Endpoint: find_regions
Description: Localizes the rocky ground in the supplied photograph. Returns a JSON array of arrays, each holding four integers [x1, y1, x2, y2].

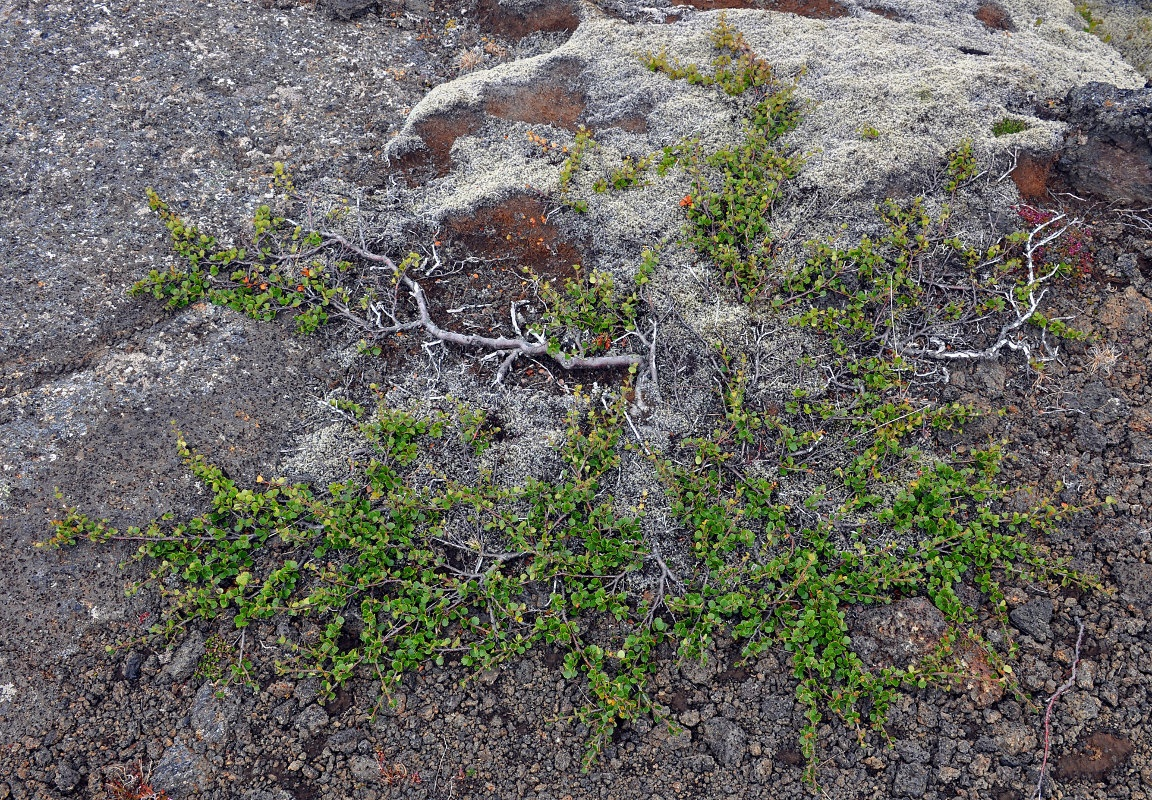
[[1, 0, 1151, 798]]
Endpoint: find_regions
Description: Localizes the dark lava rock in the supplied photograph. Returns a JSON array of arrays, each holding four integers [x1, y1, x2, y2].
[[684, 753, 716, 773], [893, 762, 929, 797], [1009, 597, 1053, 642], [121, 651, 145, 681], [700, 717, 747, 768], [895, 740, 931, 764], [53, 762, 81, 794], [1113, 562, 1152, 610], [295, 704, 330, 738], [319, 0, 377, 19], [293, 677, 321, 705], [325, 728, 363, 754], [1059, 83, 1152, 204], [1056, 732, 1135, 781], [160, 631, 205, 685]]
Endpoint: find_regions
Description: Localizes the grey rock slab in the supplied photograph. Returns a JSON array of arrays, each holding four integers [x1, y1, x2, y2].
[[679, 657, 716, 687], [1114, 562, 1152, 610], [701, 717, 747, 768], [896, 740, 931, 764], [293, 677, 321, 705], [325, 727, 363, 754], [190, 681, 239, 744], [685, 753, 716, 773], [849, 596, 948, 670], [151, 741, 214, 799], [241, 791, 294, 800], [350, 755, 380, 784], [1009, 597, 1053, 642]]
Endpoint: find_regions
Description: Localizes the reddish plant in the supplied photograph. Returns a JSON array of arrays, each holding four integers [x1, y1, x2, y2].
[[376, 751, 422, 787], [106, 764, 169, 800]]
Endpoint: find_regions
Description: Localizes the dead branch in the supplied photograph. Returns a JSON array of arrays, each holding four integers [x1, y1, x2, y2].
[[895, 214, 1077, 365], [1035, 617, 1084, 800], [315, 230, 646, 379]]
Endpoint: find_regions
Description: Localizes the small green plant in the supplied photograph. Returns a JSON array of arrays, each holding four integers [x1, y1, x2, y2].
[[859, 125, 881, 140], [194, 634, 235, 682], [944, 138, 979, 192], [61, 16, 1103, 790], [593, 154, 656, 193], [645, 15, 804, 301], [1076, 2, 1110, 40], [529, 255, 653, 358], [992, 118, 1030, 137], [558, 126, 597, 212], [456, 402, 500, 456]]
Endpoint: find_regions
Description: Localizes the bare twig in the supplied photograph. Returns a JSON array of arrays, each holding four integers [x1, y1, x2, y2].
[[896, 214, 1077, 365], [1035, 617, 1084, 800], [308, 230, 646, 375]]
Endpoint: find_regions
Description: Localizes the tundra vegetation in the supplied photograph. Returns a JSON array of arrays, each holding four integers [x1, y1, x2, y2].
[[44, 18, 1103, 782]]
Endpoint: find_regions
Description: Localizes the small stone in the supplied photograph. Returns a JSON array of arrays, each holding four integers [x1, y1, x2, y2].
[[325, 728, 362, 754], [685, 753, 716, 773], [1075, 660, 1096, 691], [53, 763, 81, 794], [679, 709, 700, 727], [122, 651, 145, 681], [271, 700, 296, 727], [664, 728, 692, 751], [752, 757, 773, 782], [895, 740, 930, 764], [190, 682, 238, 744], [700, 717, 747, 768], [679, 657, 715, 686], [760, 695, 793, 722], [1068, 693, 1100, 722], [554, 750, 571, 772], [349, 755, 379, 784], [997, 724, 1036, 756], [267, 681, 295, 699], [1009, 598, 1052, 642], [293, 678, 321, 705], [161, 632, 206, 684]]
